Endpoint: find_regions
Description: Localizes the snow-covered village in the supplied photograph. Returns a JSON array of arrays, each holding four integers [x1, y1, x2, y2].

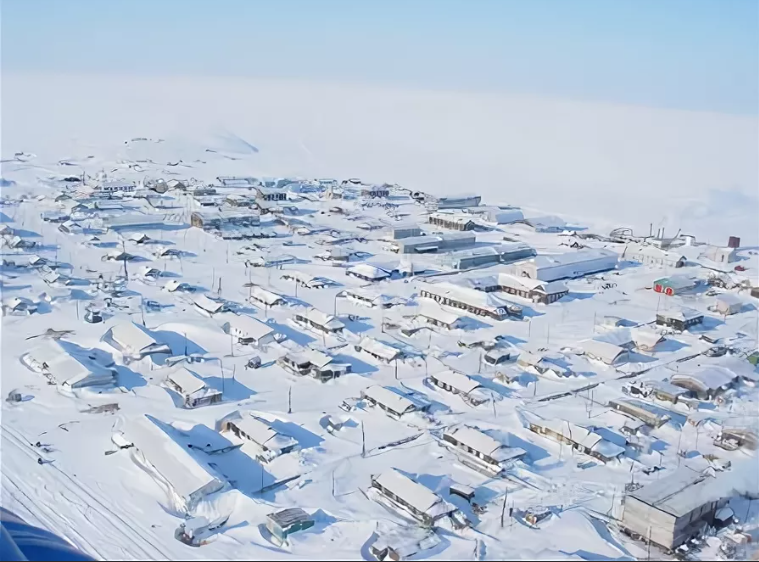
[[1, 133, 758, 561]]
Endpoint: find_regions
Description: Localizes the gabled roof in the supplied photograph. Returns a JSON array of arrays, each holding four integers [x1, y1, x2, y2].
[[219, 313, 274, 341], [657, 307, 703, 321], [231, 415, 297, 453], [581, 339, 628, 365], [358, 337, 402, 361], [417, 303, 462, 326], [629, 470, 716, 518], [372, 469, 454, 520], [167, 367, 207, 396], [422, 281, 517, 315], [672, 366, 738, 392], [194, 294, 225, 314], [430, 369, 481, 395], [299, 308, 345, 330], [362, 386, 419, 416], [347, 263, 390, 280], [107, 322, 157, 353], [444, 425, 524, 463], [285, 348, 334, 369], [248, 285, 284, 306]]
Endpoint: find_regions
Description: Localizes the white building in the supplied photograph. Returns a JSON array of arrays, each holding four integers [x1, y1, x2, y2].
[[527, 417, 625, 463], [220, 313, 276, 346], [420, 281, 522, 321], [624, 243, 686, 268], [581, 339, 630, 366], [293, 308, 345, 335], [346, 263, 391, 282], [355, 336, 403, 363], [165, 368, 222, 409], [220, 414, 299, 462], [429, 369, 490, 406], [699, 246, 738, 265], [277, 348, 351, 381], [712, 293, 742, 316], [101, 322, 170, 360], [126, 415, 225, 513], [416, 303, 463, 329], [193, 294, 227, 316], [515, 249, 618, 281], [361, 385, 429, 419], [443, 425, 526, 475], [370, 469, 457, 526], [248, 285, 285, 308]]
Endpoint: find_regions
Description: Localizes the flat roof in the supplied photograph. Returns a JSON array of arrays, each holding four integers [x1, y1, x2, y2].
[[630, 469, 717, 518]]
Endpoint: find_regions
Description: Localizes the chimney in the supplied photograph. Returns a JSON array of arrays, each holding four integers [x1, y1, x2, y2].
[[728, 236, 740, 249]]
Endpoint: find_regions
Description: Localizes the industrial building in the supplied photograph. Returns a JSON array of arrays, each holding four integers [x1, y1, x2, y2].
[[514, 249, 618, 281], [443, 242, 536, 271], [390, 232, 476, 254]]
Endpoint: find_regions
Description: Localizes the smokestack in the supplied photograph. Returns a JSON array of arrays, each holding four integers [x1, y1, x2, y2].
[[728, 236, 740, 249]]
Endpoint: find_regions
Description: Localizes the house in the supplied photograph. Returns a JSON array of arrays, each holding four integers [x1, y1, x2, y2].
[[700, 246, 737, 265], [645, 380, 689, 404], [443, 425, 526, 475], [443, 243, 536, 271], [346, 263, 390, 282], [355, 336, 403, 363], [527, 418, 626, 463], [420, 281, 522, 320], [388, 224, 422, 240], [470, 272, 567, 304], [370, 469, 456, 526], [483, 348, 511, 366], [254, 186, 287, 202], [608, 399, 668, 428], [166, 368, 222, 408], [220, 414, 299, 462], [220, 314, 275, 346], [128, 232, 150, 244], [225, 194, 256, 207], [315, 246, 353, 263], [191, 210, 260, 231], [194, 195, 220, 207], [4, 236, 36, 249], [154, 246, 183, 259], [671, 367, 739, 400], [247, 285, 285, 308], [514, 249, 618, 281], [103, 214, 169, 230], [429, 369, 490, 406], [712, 293, 742, 316], [101, 322, 170, 360], [93, 180, 136, 195], [517, 352, 572, 377], [624, 243, 686, 268], [630, 328, 666, 352], [653, 275, 696, 296], [266, 509, 314, 544], [361, 385, 430, 419], [277, 349, 351, 381], [126, 415, 225, 513], [390, 232, 476, 254], [581, 340, 630, 366], [216, 176, 259, 188], [520, 215, 567, 233], [293, 308, 344, 335], [21, 343, 117, 388], [101, 250, 136, 262], [417, 303, 463, 329], [41, 210, 70, 223], [3, 296, 37, 316], [432, 195, 482, 209], [656, 308, 704, 331], [621, 470, 727, 550], [428, 212, 476, 231], [140, 266, 162, 280], [193, 294, 227, 316], [164, 279, 194, 293], [343, 288, 400, 309]]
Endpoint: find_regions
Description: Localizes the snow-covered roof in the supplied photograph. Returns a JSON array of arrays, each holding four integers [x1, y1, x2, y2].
[[672, 366, 738, 392], [655, 275, 696, 290], [630, 328, 665, 349], [373, 469, 454, 520], [429, 212, 475, 225], [532, 418, 624, 458], [581, 340, 628, 365], [300, 308, 345, 331], [529, 248, 618, 271], [53, 354, 115, 388], [167, 367, 207, 396], [658, 307, 703, 321], [285, 348, 334, 369], [430, 369, 481, 395], [106, 322, 157, 354], [362, 385, 418, 416], [495, 273, 567, 295], [417, 303, 461, 326], [392, 231, 476, 249], [358, 336, 402, 361], [444, 425, 524, 463], [714, 293, 742, 305], [421, 281, 517, 315], [248, 285, 284, 306], [194, 294, 225, 314], [625, 243, 685, 262], [231, 416, 298, 453], [347, 263, 390, 280], [593, 328, 634, 348], [629, 470, 716, 518], [127, 415, 223, 501], [220, 313, 273, 341]]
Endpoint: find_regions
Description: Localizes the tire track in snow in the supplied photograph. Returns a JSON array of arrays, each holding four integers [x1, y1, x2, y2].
[[2, 424, 170, 560]]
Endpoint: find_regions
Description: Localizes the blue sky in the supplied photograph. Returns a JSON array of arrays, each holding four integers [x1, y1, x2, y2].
[[2, 0, 757, 114]]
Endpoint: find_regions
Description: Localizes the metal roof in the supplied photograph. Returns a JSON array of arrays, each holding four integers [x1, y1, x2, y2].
[[430, 369, 481, 395], [372, 469, 454, 519], [362, 385, 418, 416], [630, 470, 716, 518]]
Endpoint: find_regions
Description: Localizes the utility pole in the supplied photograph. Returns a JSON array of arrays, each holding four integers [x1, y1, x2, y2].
[[288, 386, 292, 414], [361, 421, 366, 458], [501, 490, 508, 528]]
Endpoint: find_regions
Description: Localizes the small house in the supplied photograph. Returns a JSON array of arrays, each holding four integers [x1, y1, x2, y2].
[[417, 303, 463, 330], [355, 336, 403, 363], [712, 294, 742, 316], [164, 280, 194, 292], [443, 425, 526, 475], [266, 509, 314, 544], [3, 297, 37, 316], [247, 285, 285, 308], [346, 263, 390, 282], [653, 275, 696, 296], [527, 418, 625, 463], [193, 294, 228, 316], [656, 308, 704, 331], [483, 348, 511, 366], [489, 273, 568, 304], [630, 328, 666, 352], [166, 368, 222, 409], [699, 246, 737, 265], [608, 399, 668, 428], [647, 380, 688, 404], [220, 313, 275, 347], [101, 322, 170, 360], [129, 232, 150, 244], [277, 349, 351, 381], [429, 369, 490, 406], [388, 224, 422, 240], [581, 340, 629, 366], [293, 308, 345, 335], [220, 415, 299, 462], [370, 469, 456, 526], [361, 385, 430, 419], [254, 186, 287, 202]]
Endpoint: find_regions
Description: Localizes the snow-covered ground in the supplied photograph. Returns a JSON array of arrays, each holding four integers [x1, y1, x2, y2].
[[1, 75, 758, 560]]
